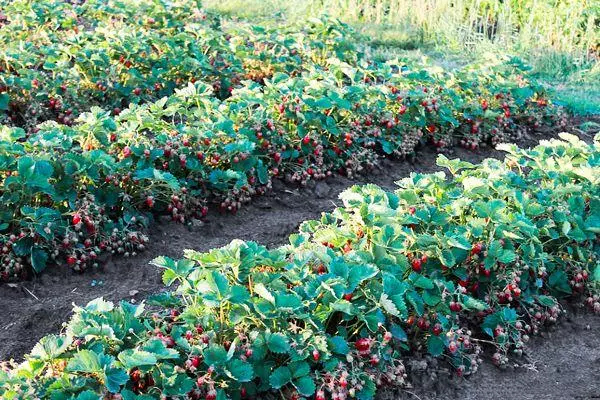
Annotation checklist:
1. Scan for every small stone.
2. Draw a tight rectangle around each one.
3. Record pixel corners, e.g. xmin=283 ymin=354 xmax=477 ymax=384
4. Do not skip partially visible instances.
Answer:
xmin=314 ymin=181 xmax=331 ymax=198
xmin=129 ymin=290 xmax=139 ymax=297
xmin=188 ymin=218 xmax=204 ymax=232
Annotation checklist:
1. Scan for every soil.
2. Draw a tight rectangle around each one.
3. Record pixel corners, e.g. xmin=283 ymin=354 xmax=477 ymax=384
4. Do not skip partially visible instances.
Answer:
xmin=0 ymin=126 xmax=598 ymax=399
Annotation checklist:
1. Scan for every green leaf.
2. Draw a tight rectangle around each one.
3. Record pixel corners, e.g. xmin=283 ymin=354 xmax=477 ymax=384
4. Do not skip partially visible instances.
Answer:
xmin=548 ymin=270 xmax=572 ymax=294
xmin=256 ymin=160 xmax=268 ymax=185
xmin=294 ymin=375 xmax=316 ymax=396
xmin=104 ymin=367 xmax=129 ymax=393
xmin=535 ymin=295 xmax=557 ymax=307
xmin=380 ymin=293 xmax=400 ymax=316
xmin=0 ymin=93 xmax=9 ymax=111
xmin=76 ymin=391 xmax=103 ymax=400
xmin=461 ymin=295 xmax=486 ymax=311
xmin=497 ymin=250 xmax=516 ymax=264
xmin=66 ymin=350 xmax=102 ymax=374
xmin=328 ymin=336 xmax=349 ymax=355
xmin=142 ymin=339 xmax=179 ymax=360
xmin=289 ymin=361 xmax=310 ymax=378
xmin=30 ymin=334 xmax=72 ymax=361
xmin=348 ymin=264 xmax=379 ymax=290
xmin=390 ymin=323 xmax=407 ymax=341
xmin=118 ymin=349 xmax=157 ymax=370
xmin=30 ymin=246 xmax=48 ymax=273
xmin=406 ymin=291 xmax=424 ymax=315
xmin=427 ymin=335 xmax=445 ymax=356
xmin=356 ymin=379 xmax=376 ymax=400
xmin=593 ymin=264 xmax=600 ymax=283
xmin=203 ymin=345 xmax=228 ymax=366
xmin=226 ymin=359 xmax=254 ymax=382
xmin=267 ymin=333 xmax=290 ymax=354
xmin=208 ymin=271 xmax=230 ymax=298
xmin=410 ymin=273 xmax=434 ymax=289
xmin=269 ymin=366 xmax=292 ymax=389
xmin=254 ymin=283 xmax=275 ymax=304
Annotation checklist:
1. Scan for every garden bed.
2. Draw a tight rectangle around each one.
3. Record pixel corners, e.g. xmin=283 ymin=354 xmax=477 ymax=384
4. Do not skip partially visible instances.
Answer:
xmin=1 ymin=125 xmax=598 ymax=400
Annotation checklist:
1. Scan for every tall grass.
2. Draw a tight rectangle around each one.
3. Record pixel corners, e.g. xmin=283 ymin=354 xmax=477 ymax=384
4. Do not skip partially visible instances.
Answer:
xmin=312 ymin=0 xmax=598 ymax=57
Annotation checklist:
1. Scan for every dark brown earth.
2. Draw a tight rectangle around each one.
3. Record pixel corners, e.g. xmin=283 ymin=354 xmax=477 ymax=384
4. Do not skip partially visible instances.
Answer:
xmin=0 ymin=126 xmax=598 ymax=400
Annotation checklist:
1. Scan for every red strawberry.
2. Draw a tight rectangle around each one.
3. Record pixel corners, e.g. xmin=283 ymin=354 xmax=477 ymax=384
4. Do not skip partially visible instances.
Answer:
xmin=411 ymin=258 xmax=422 ymax=272
xmin=312 ymin=349 xmax=320 ymax=361
xmin=145 ymin=196 xmax=154 ymax=208
xmin=355 ymin=338 xmax=371 ymax=352
xmin=206 ymin=390 xmax=217 ymax=400
xmin=72 ymin=213 xmax=81 ymax=225
xmin=471 ymin=242 xmax=483 ymax=255
xmin=448 ymin=341 xmax=458 ymax=353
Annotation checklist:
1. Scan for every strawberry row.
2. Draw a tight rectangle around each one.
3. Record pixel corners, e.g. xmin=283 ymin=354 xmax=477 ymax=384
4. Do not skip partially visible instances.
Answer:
xmin=0 ymin=54 xmax=565 ymax=280
xmin=0 ymin=1 xmax=355 ymax=129
xmin=1 ymin=133 xmax=598 ymax=399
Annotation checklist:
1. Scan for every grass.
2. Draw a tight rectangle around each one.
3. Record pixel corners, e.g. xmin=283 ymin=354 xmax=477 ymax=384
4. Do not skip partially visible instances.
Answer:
xmin=203 ymin=0 xmax=600 ymax=116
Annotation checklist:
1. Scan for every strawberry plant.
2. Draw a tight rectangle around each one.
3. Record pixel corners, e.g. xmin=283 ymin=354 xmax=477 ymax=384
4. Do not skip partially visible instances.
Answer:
xmin=0 ymin=2 xmax=570 ymax=280
xmin=0 ymin=49 xmax=566 ymax=280
xmin=0 ymin=134 xmax=598 ymax=399
xmin=0 ymin=1 xmax=356 ymax=130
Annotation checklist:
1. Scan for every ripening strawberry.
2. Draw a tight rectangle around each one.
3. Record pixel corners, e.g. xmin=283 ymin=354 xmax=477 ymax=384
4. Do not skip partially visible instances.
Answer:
xmin=471 ymin=242 xmax=483 ymax=255
xmin=315 ymin=390 xmax=325 ymax=400
xmin=448 ymin=341 xmax=458 ymax=353
xmin=355 ymin=337 xmax=371 ymax=352
xmin=312 ymin=349 xmax=320 ymax=361
xmin=124 ymin=145 xmax=134 ymax=158
xmin=145 ymin=196 xmax=154 ymax=208
xmin=206 ymin=390 xmax=217 ymax=400
xmin=343 ymin=293 xmax=353 ymax=301
xmin=411 ymin=258 xmax=422 ymax=272
xmin=67 ymin=255 xmax=77 ymax=265
xmin=72 ymin=213 xmax=81 ymax=225
xmin=191 ymin=356 xmax=201 ymax=368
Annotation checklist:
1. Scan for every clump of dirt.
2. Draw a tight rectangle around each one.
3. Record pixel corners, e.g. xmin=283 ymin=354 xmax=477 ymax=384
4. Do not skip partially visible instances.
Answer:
xmin=0 ymin=126 xmax=598 ymax=400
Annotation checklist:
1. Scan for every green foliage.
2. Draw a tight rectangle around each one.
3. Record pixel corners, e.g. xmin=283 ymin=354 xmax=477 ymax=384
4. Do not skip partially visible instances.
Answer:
xmin=1 ymin=135 xmax=598 ymax=399
xmin=0 ymin=18 xmax=563 ymax=279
